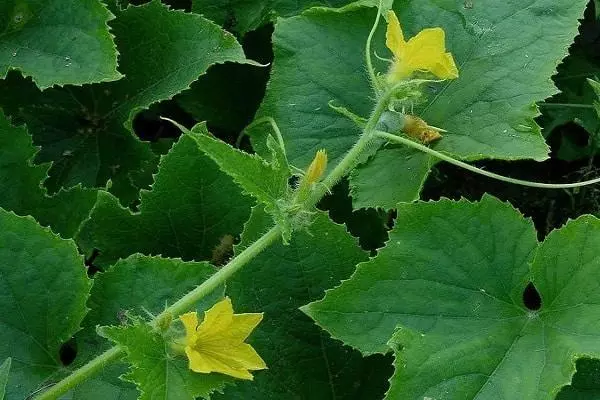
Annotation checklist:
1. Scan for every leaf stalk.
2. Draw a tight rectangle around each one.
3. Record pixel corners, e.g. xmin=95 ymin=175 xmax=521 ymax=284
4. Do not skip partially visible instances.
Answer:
xmin=374 ymin=130 xmax=600 ymax=189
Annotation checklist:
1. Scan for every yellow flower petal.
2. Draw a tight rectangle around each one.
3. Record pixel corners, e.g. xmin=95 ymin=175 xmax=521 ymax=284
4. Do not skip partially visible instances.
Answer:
xmin=433 ymin=52 xmax=459 ymax=79
xmin=195 ymin=297 xmax=234 ymax=339
xmin=385 ymin=10 xmax=405 ymax=56
xmin=229 ymin=313 xmax=264 ymax=341
xmin=404 ymin=28 xmax=446 ymax=66
xmin=195 ymin=342 xmax=266 ymax=372
xmin=186 ymin=346 xmax=256 ymax=380
xmin=385 ymin=11 xmax=458 ymax=81
xmin=179 ymin=312 xmax=199 ymax=345
xmin=179 ymin=297 xmax=267 ymax=380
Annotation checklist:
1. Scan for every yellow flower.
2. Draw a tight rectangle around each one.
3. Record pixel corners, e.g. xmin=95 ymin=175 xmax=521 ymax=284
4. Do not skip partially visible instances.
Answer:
xmin=179 ymin=297 xmax=267 ymax=380
xmin=385 ymin=11 xmax=458 ymax=81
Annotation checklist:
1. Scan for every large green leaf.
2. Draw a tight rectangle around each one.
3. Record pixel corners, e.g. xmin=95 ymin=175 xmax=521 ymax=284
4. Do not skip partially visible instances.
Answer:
xmin=77 ymin=134 xmax=252 ymax=268
xmin=86 ymin=254 xmax=222 ymax=328
xmin=0 ymin=0 xmax=248 ymax=204
xmin=213 ymin=206 xmax=392 ymax=399
xmin=65 ymin=255 xmax=223 ymax=400
xmin=304 ymin=195 xmax=600 ymax=398
xmin=0 ymin=0 xmax=121 ymax=88
xmin=101 ymin=322 xmax=234 ymax=400
xmin=191 ymin=0 xmax=356 ymax=35
xmin=0 ymin=358 xmax=10 ymax=399
xmin=556 ymin=358 xmax=600 ymax=399
xmin=185 ymin=124 xmax=293 ymax=239
xmin=188 ymin=124 xmax=289 ymax=211
xmin=0 ymin=209 xmax=91 ymax=399
xmin=251 ymin=0 xmax=587 ymax=209
xmin=0 ymin=110 xmax=97 ymax=238
xmin=350 ymin=147 xmax=433 ymax=209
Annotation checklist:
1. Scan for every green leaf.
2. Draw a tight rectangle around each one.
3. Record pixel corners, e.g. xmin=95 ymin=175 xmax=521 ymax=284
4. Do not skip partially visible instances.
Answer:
xmin=215 ymin=206 xmax=393 ymax=399
xmin=304 ymin=195 xmax=600 ymax=398
xmin=185 ymin=124 xmax=291 ymax=238
xmin=304 ymin=195 xmax=537 ymax=353
xmin=556 ymin=358 xmax=600 ymax=399
xmin=0 ymin=110 xmax=97 ymax=238
xmin=61 ymin=364 xmax=137 ymax=400
xmin=101 ymin=321 xmax=234 ymax=400
xmin=0 ymin=0 xmax=249 ymax=203
xmin=538 ymin=29 xmax=600 ymax=161
xmin=176 ymin=60 xmax=270 ymax=136
xmin=0 ymin=0 xmax=121 ymax=88
xmin=191 ymin=0 xmax=378 ymax=35
xmin=65 ymin=255 xmax=223 ymax=400
xmin=248 ymin=5 xmax=378 ymax=171
xmin=0 ymin=358 xmax=10 ymax=400
xmin=350 ymin=147 xmax=433 ymax=209
xmin=86 ymin=254 xmax=221 ymax=328
xmin=0 ymin=209 xmax=91 ymax=399
xmin=252 ymin=0 xmax=587 ymax=209
xmin=77 ymin=134 xmax=252 ymax=268
xmin=189 ymin=125 xmax=289 ymax=207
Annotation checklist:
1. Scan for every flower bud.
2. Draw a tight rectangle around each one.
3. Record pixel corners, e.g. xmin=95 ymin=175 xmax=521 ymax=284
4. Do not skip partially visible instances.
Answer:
xmin=304 ymin=149 xmax=328 ymax=186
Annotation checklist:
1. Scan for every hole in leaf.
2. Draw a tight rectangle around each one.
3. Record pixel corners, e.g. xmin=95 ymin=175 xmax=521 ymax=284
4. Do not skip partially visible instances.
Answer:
xmin=523 ymin=282 xmax=542 ymax=311
xmin=59 ymin=337 xmax=77 ymax=366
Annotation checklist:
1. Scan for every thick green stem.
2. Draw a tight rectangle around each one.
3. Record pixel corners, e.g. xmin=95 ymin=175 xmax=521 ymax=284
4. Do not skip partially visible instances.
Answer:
xmin=306 ymin=87 xmax=393 ymax=207
xmin=35 ymin=346 xmax=125 ymax=400
xmin=375 ymin=130 xmax=600 ymax=189
xmin=156 ymin=226 xmax=281 ymax=319
xmin=35 ymin=227 xmax=281 ymax=399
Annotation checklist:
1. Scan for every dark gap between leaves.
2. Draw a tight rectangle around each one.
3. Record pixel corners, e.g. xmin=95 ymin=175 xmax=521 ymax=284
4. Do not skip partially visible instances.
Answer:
xmin=85 ymin=248 xmax=102 ymax=277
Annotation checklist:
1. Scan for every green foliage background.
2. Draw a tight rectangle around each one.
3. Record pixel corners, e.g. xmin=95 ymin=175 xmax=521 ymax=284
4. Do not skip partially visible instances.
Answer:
xmin=2 ymin=0 xmax=600 ymax=399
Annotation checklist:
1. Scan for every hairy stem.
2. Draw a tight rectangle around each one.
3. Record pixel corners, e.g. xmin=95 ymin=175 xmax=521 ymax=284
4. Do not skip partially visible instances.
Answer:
xmin=155 ymin=226 xmax=281 ymax=319
xmin=35 ymin=227 xmax=281 ymax=399
xmin=307 ymin=85 xmax=393 ymax=207
xmin=375 ymin=130 xmax=600 ymax=189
